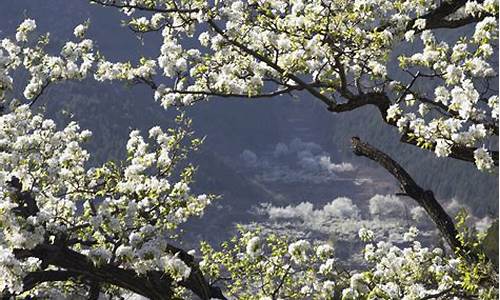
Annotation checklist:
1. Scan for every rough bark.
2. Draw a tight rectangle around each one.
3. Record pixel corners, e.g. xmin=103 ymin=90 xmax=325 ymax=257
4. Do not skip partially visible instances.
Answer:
xmin=329 ymin=93 xmax=499 ymax=167
xmin=350 ymin=137 xmax=474 ymax=259
xmin=11 ymin=242 xmax=227 ymax=300
xmin=409 ymin=0 xmax=488 ymax=31
xmin=2 ymin=176 xmax=227 ymax=300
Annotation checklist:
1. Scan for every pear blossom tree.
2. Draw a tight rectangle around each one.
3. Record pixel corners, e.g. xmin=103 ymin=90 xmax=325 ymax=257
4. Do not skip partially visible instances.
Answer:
xmin=200 ymin=222 xmax=497 ymax=299
xmin=87 ymin=0 xmax=499 ymax=171
xmin=0 ymin=0 xmax=498 ymax=299
xmin=0 ymin=24 xmax=224 ymax=298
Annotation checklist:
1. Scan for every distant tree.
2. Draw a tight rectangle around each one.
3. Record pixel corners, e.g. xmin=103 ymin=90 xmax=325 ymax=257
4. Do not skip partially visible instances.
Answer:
xmin=0 ymin=0 xmax=497 ymax=299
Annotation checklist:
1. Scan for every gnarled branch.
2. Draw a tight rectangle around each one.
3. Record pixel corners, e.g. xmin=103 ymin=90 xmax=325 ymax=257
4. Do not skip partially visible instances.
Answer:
xmin=407 ymin=0 xmax=489 ymax=31
xmin=2 ymin=176 xmax=226 ymax=300
xmin=350 ymin=137 xmax=475 ymax=259
xmin=329 ymin=93 xmax=499 ymax=167
xmin=14 ymin=244 xmax=175 ymax=299
xmin=13 ymin=242 xmax=227 ymax=300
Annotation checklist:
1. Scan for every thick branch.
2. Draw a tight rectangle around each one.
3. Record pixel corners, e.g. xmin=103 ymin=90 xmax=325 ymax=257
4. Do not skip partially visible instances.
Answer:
xmin=350 ymin=137 xmax=471 ymax=258
xmin=328 ymin=92 xmax=391 ymax=119
xmin=13 ymin=242 xmax=226 ymax=300
xmin=5 ymin=176 xmax=226 ymax=300
xmin=14 ymin=244 xmax=176 ymax=299
xmin=328 ymin=93 xmax=499 ymax=167
xmin=407 ymin=0 xmax=487 ymax=31
xmin=400 ymin=135 xmax=499 ymax=166
xmin=22 ymin=271 xmax=83 ymax=292
xmin=167 ymin=244 xmax=227 ymax=300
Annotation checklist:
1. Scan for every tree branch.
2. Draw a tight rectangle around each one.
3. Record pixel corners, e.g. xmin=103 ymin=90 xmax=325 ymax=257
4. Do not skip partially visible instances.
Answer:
xmin=350 ymin=137 xmax=475 ymax=259
xmin=22 ymin=270 xmax=83 ymax=292
xmin=400 ymin=134 xmax=499 ymax=166
xmin=206 ymin=19 xmax=336 ymax=108
xmin=166 ymin=244 xmax=227 ymax=300
xmin=328 ymin=93 xmax=499 ymax=167
xmin=12 ymin=242 xmax=226 ymax=300
xmin=4 ymin=175 xmax=226 ymax=300
xmin=14 ymin=244 xmax=176 ymax=299
xmin=407 ymin=0 xmax=487 ymax=31
xmin=89 ymin=0 xmax=199 ymax=14
xmin=328 ymin=92 xmax=391 ymax=119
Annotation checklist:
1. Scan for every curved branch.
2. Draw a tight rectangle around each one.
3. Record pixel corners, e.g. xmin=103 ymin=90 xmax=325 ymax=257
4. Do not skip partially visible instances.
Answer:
xmin=5 ymin=176 xmax=226 ymax=300
xmin=89 ymin=0 xmax=199 ymax=14
xmin=328 ymin=92 xmax=391 ymax=119
xmin=400 ymin=134 xmax=499 ymax=166
xmin=22 ymin=270 xmax=83 ymax=292
xmin=167 ymin=244 xmax=227 ymax=300
xmin=328 ymin=93 xmax=499 ymax=167
xmin=14 ymin=243 xmax=227 ymax=300
xmin=350 ymin=137 xmax=475 ymax=259
xmin=14 ymin=244 xmax=175 ymax=299
xmin=407 ymin=0 xmax=488 ymax=31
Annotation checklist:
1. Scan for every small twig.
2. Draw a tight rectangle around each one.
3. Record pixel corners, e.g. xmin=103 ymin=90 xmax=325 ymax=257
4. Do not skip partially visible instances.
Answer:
xmin=396 ymin=71 xmax=420 ymax=104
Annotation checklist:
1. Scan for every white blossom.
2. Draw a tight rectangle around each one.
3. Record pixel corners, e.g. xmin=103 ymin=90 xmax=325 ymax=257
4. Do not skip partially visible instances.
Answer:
xmin=246 ymin=236 xmax=262 ymax=258
xmin=474 ymin=147 xmax=494 ymax=171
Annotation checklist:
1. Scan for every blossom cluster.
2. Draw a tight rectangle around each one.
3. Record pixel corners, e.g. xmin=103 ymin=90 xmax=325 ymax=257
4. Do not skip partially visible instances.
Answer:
xmin=393 ymin=10 xmax=498 ymax=171
xmin=0 ymin=14 xmax=210 ymax=298
xmin=0 ymin=0 xmax=497 ymax=296
xmin=0 ymin=105 xmax=212 ymax=295
xmin=342 ymin=227 xmax=497 ymax=299
xmin=1 ymin=19 xmax=95 ymax=104
xmin=201 ymin=226 xmax=498 ymax=300
xmin=200 ymin=227 xmax=341 ymax=299
xmin=86 ymin=0 xmax=499 ymax=171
